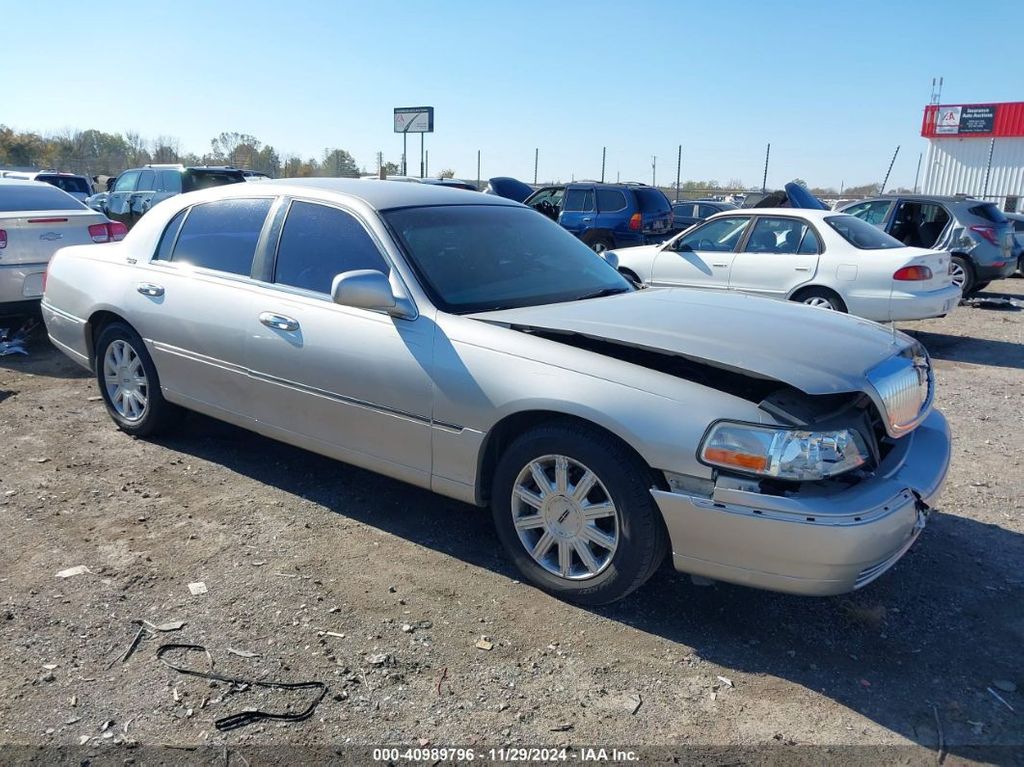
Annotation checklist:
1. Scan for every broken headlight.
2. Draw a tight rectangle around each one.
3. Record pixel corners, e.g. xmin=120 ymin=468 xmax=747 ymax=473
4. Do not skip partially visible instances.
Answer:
xmin=699 ymin=422 xmax=868 ymax=481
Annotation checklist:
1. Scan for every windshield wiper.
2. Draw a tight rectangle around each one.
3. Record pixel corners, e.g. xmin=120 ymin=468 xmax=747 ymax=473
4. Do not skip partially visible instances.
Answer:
xmin=576 ymin=287 xmax=631 ymax=301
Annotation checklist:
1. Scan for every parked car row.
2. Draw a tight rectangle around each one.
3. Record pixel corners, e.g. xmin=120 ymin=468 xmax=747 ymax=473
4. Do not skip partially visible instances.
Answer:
xmin=38 ymin=179 xmax=950 ymax=605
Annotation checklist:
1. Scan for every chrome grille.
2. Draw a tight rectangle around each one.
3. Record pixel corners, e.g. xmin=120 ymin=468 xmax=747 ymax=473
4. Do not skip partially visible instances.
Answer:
xmin=867 ymin=351 xmax=932 ymax=437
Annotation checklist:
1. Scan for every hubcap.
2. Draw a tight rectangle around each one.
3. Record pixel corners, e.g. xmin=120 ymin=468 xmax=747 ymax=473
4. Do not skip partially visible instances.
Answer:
xmin=950 ymin=262 xmax=966 ymax=288
xmin=511 ymin=454 xmax=619 ymax=580
xmin=592 ymin=241 xmax=608 ymax=253
xmin=804 ymin=296 xmax=835 ymax=310
xmin=103 ymin=339 xmax=149 ymax=422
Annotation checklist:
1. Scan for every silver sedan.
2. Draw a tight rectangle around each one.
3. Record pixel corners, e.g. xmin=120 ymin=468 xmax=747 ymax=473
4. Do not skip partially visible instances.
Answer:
xmin=41 ymin=180 xmax=950 ymax=604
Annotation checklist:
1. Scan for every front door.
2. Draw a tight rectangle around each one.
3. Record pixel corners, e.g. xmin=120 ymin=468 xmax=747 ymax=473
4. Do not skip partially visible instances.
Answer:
xmin=244 ymin=199 xmax=434 ymax=483
xmin=651 ymin=215 xmax=751 ymax=289
xmin=105 ymin=170 xmax=140 ymax=227
xmin=558 ymin=186 xmax=595 ymax=238
xmin=728 ymin=216 xmax=822 ymax=298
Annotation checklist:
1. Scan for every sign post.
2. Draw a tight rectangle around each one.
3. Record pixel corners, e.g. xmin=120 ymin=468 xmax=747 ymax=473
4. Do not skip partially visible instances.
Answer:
xmin=393 ymin=107 xmax=434 ymax=178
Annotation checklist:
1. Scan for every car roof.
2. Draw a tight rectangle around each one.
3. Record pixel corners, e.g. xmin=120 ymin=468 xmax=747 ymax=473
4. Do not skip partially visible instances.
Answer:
xmin=854 ymin=194 xmax=987 ymax=203
xmin=706 ymin=207 xmax=839 ymax=220
xmin=195 ymin=177 xmax=522 ymax=210
xmin=0 ymin=178 xmax=53 ymax=188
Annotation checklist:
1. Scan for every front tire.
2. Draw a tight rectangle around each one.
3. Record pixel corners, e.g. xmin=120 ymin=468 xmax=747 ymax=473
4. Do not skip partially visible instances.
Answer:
xmin=94 ymin=322 xmax=178 ymax=437
xmin=490 ymin=421 xmax=667 ymax=605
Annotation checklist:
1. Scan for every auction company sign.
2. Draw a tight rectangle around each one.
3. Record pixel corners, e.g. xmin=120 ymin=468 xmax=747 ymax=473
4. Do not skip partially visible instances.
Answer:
xmin=935 ymin=105 xmax=997 ymax=135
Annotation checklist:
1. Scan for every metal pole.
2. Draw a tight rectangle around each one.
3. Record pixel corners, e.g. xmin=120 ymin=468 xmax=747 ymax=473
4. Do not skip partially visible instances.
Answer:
xmin=880 ymin=145 xmax=900 ymax=194
xmin=601 ymin=147 xmax=606 ymax=183
xmin=651 ymin=155 xmax=656 ymax=187
xmin=402 ymin=133 xmax=407 ymax=176
xmin=476 ymin=150 xmax=481 ymax=189
xmin=425 ymin=149 xmax=429 ymax=178
xmin=534 ymin=148 xmax=539 ymax=185
xmin=761 ymin=143 xmax=770 ymax=193
xmin=420 ymin=134 xmax=424 ymax=178
xmin=982 ymin=138 xmax=995 ymax=197
xmin=913 ymin=152 xmax=923 ymax=193
xmin=675 ymin=144 xmax=682 ymax=202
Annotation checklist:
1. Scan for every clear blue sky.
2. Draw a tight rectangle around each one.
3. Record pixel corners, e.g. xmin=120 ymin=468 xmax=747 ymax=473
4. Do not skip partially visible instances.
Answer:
xmin=4 ymin=0 xmax=1022 ymax=189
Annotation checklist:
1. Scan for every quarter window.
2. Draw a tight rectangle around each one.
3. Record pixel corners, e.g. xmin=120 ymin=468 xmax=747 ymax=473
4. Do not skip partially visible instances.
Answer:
xmin=274 ymin=201 xmax=389 ymax=294
xmin=154 ymin=209 xmax=187 ymax=261
xmin=798 ymin=227 xmax=822 ymax=254
xmin=169 ymin=198 xmax=272 ymax=275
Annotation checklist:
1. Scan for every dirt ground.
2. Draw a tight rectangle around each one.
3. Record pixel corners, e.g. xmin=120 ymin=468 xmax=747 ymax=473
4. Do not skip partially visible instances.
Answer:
xmin=1 ymin=280 xmax=1022 ymax=765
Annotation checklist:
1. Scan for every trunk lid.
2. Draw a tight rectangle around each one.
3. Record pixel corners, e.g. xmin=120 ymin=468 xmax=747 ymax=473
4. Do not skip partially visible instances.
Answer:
xmin=0 ymin=209 xmax=109 ymax=265
xmin=894 ymin=247 xmax=953 ymax=292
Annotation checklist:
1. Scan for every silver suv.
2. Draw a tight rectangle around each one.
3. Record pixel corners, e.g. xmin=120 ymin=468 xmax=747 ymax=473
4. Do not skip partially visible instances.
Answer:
xmin=839 ymin=195 xmax=1014 ymax=295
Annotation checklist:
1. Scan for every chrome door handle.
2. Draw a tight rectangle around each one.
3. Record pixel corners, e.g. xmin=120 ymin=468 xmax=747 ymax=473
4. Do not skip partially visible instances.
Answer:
xmin=712 ymin=262 xmax=729 ymax=268
xmin=794 ymin=266 xmax=811 ymax=272
xmin=136 ymin=282 xmax=164 ymax=297
xmin=259 ymin=312 xmax=300 ymax=332
xmin=582 ymin=217 xmax=592 ymax=222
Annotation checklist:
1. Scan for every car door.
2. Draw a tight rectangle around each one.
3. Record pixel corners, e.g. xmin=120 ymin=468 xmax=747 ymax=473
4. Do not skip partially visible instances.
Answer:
xmin=105 ymin=170 xmax=140 ymax=226
xmin=124 ymin=196 xmax=275 ymax=420
xmin=728 ymin=216 xmax=823 ymax=298
xmin=244 ymin=199 xmax=434 ymax=483
xmin=595 ymin=188 xmax=629 ymax=235
xmin=128 ymin=169 xmax=156 ymax=227
xmin=651 ymin=215 xmax=751 ymax=289
xmin=558 ymin=186 xmax=595 ymax=238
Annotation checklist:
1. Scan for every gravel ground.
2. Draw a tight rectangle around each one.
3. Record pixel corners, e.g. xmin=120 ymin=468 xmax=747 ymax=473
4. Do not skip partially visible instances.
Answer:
xmin=0 ymin=280 xmax=1022 ymax=765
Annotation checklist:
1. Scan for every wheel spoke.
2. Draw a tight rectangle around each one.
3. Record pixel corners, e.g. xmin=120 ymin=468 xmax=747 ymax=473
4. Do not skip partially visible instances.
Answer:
xmin=582 ymin=501 xmax=615 ymax=520
xmin=529 ymin=462 xmax=553 ymax=497
xmin=532 ymin=530 xmax=555 ymax=560
xmin=514 ymin=486 xmax=544 ymax=510
xmin=580 ymin=524 xmax=616 ymax=551
xmin=571 ymin=470 xmax=597 ymax=502
xmin=554 ymin=456 xmax=569 ymax=493
xmin=557 ymin=541 xmax=572 ymax=576
xmin=573 ymin=539 xmax=600 ymax=573
xmin=514 ymin=513 xmax=546 ymax=531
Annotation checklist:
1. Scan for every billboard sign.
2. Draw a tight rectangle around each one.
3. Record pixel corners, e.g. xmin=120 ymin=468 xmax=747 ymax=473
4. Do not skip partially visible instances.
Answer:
xmin=394 ymin=107 xmax=434 ymax=134
xmin=933 ymin=104 xmax=997 ymax=136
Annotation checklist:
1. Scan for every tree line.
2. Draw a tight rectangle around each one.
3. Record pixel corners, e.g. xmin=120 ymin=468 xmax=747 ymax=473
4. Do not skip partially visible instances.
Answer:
xmin=0 ymin=126 xmax=389 ymax=179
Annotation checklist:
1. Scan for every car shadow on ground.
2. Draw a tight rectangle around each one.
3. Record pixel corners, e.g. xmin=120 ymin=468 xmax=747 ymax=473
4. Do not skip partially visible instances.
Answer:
xmin=156 ymin=412 xmax=1023 ymax=759
xmin=904 ymin=330 xmax=1024 ymax=370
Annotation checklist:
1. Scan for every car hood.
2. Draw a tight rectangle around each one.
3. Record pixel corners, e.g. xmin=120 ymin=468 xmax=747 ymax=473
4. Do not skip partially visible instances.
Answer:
xmin=468 ymin=288 xmax=913 ymax=395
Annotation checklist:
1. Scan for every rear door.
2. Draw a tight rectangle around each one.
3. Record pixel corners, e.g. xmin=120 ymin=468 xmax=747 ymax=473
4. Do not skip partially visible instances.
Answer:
xmin=651 ymin=215 xmax=751 ymax=289
xmin=125 ymin=196 xmax=275 ymax=417
xmin=595 ymin=188 xmax=629 ymax=236
xmin=558 ymin=186 xmax=595 ymax=237
xmin=105 ymin=170 xmax=140 ymax=227
xmin=728 ymin=216 xmax=822 ymax=298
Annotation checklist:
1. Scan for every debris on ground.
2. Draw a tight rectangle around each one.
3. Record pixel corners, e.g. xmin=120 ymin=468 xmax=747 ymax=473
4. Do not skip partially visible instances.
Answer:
xmin=475 ymin=637 xmax=494 ymax=651
xmin=717 ymin=675 xmax=734 ymax=688
xmin=0 ymin=320 xmax=36 ymax=357
xmin=227 ymin=648 xmax=261 ymax=658
xmin=142 ymin=620 xmax=186 ymax=633
xmin=549 ymin=723 xmax=573 ymax=732
xmin=366 ymin=653 xmax=390 ymax=666
xmin=187 ymin=582 xmax=208 ymax=595
xmin=157 ymin=643 xmax=327 ymax=731
xmin=55 ymin=565 xmax=91 ymax=578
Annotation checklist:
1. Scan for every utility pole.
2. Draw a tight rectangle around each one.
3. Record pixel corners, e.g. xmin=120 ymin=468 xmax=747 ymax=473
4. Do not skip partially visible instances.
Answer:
xmin=651 ymin=155 xmax=656 ymax=187
xmin=420 ymin=134 xmax=425 ymax=178
xmin=761 ymin=143 xmax=771 ymax=193
xmin=675 ymin=144 xmax=682 ymax=202
xmin=402 ymin=132 xmax=408 ymax=176
xmin=534 ymin=148 xmax=539 ymax=185
xmin=425 ymin=149 xmax=429 ymax=178
xmin=601 ymin=147 xmax=606 ymax=183
xmin=476 ymin=150 xmax=481 ymax=189
xmin=913 ymin=152 xmax=923 ymax=193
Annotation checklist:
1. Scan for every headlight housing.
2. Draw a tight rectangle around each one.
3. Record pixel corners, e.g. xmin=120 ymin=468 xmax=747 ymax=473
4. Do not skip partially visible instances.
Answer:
xmin=699 ymin=421 xmax=869 ymax=481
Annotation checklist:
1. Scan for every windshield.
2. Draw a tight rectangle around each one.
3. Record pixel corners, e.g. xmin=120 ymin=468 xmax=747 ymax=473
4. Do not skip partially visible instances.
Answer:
xmin=36 ymin=175 xmax=91 ymax=195
xmin=383 ymin=205 xmax=631 ymax=314
xmin=825 ymin=214 xmax=904 ymax=250
xmin=0 ymin=183 xmax=87 ymax=212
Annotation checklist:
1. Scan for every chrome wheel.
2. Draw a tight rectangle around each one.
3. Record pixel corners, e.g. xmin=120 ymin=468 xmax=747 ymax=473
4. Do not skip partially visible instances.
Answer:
xmin=949 ymin=260 xmax=966 ymax=289
xmin=510 ymin=454 xmax=619 ymax=580
xmin=103 ymin=339 xmax=149 ymax=422
xmin=592 ymin=241 xmax=608 ymax=254
xmin=804 ymin=295 xmax=836 ymax=310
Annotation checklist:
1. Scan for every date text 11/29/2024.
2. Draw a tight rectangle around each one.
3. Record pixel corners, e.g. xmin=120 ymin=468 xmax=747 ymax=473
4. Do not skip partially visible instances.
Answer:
xmin=372 ymin=747 xmax=640 ymax=762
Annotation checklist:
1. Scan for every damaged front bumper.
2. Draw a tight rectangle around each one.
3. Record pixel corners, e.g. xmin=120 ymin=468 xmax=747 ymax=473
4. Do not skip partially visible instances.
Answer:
xmin=652 ymin=409 xmax=950 ymax=596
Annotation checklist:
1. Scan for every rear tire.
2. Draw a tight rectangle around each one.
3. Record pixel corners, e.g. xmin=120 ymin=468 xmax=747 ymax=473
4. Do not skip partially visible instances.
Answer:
xmin=582 ymin=232 xmax=614 ymax=254
xmin=94 ymin=322 xmax=178 ymax=437
xmin=490 ymin=421 xmax=667 ymax=605
xmin=792 ymin=287 xmax=848 ymax=313
xmin=950 ymin=256 xmax=975 ymax=295
xmin=973 ymin=281 xmax=990 ymax=293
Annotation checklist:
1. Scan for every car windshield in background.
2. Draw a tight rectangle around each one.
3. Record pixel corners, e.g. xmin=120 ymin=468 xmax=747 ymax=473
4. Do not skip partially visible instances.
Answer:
xmin=825 ymin=214 xmax=904 ymax=249
xmin=36 ymin=175 xmax=90 ymax=196
xmin=968 ymin=203 xmax=1008 ymax=224
xmin=383 ymin=205 xmax=631 ymax=314
xmin=0 ymin=183 xmax=87 ymax=212
xmin=635 ymin=187 xmax=671 ymax=213
xmin=182 ymin=170 xmax=245 ymax=193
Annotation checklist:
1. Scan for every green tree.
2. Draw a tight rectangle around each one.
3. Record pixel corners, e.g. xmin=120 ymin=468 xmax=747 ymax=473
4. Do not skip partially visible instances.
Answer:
xmin=321 ymin=148 xmax=360 ymax=177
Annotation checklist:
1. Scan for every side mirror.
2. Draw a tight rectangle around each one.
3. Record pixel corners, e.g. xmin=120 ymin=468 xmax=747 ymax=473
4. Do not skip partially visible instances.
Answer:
xmin=599 ymin=250 xmax=619 ymax=270
xmin=331 ymin=270 xmax=397 ymax=312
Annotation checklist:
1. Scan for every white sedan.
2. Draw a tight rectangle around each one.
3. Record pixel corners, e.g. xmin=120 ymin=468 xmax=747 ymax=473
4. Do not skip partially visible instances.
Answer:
xmin=611 ymin=208 xmax=961 ymax=322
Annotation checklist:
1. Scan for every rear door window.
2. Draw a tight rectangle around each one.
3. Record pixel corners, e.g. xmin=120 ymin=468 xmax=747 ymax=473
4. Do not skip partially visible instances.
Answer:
xmin=136 ymin=170 xmax=156 ymax=191
xmin=273 ymin=201 xmax=389 ymax=294
xmin=169 ymin=198 xmax=272 ymax=275
xmin=744 ymin=217 xmax=810 ymax=254
xmin=596 ymin=189 xmax=627 ymax=212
